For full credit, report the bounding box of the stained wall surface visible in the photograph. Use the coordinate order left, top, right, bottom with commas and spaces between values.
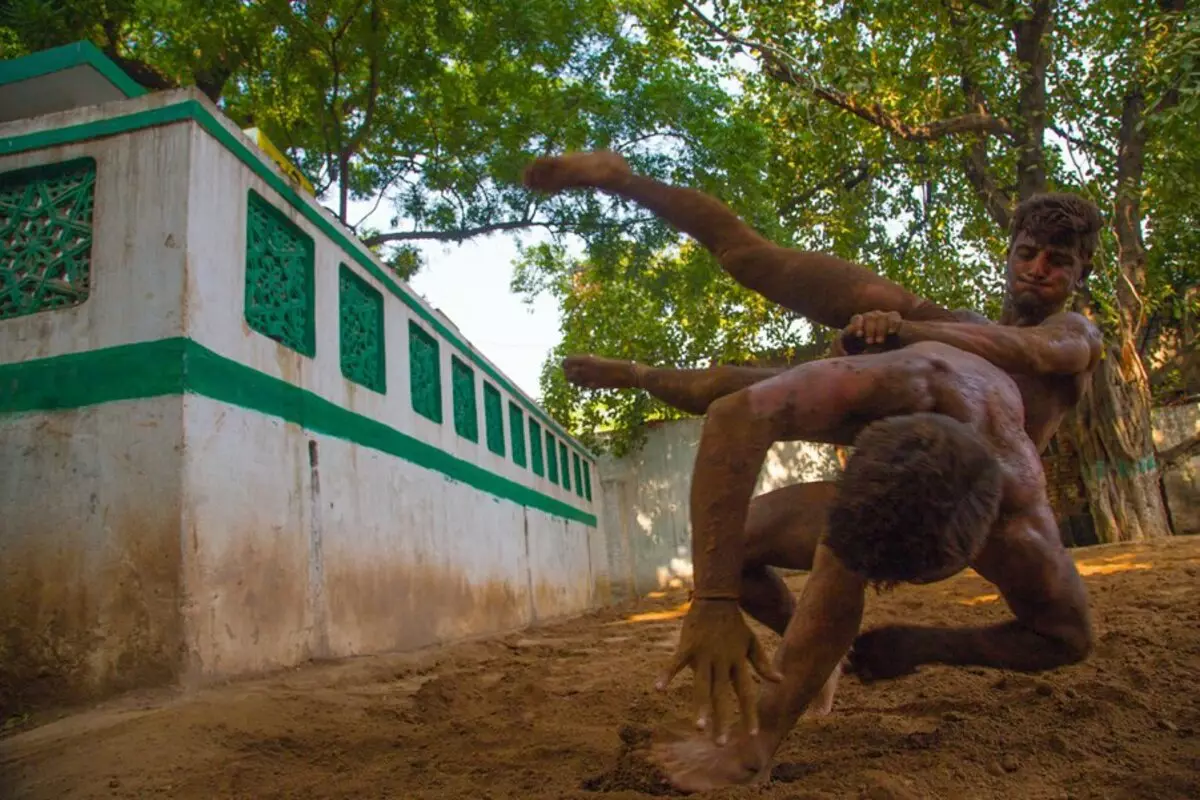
0, 84, 603, 712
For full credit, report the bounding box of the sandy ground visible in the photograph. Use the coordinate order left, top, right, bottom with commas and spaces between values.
2, 536, 1199, 800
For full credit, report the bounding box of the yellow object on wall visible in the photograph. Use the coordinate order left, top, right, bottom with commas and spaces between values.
242, 127, 315, 196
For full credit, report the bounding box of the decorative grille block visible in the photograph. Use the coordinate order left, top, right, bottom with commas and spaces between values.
573, 452, 584, 497
545, 431, 559, 484
0, 158, 97, 321
451, 355, 478, 442
559, 441, 571, 491
529, 419, 544, 477
484, 382, 504, 456
338, 264, 385, 393
509, 402, 527, 467
582, 460, 592, 502
409, 320, 442, 422
244, 190, 315, 356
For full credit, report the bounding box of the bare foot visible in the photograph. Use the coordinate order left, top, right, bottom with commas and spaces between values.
562, 355, 642, 390
649, 732, 769, 793
808, 658, 844, 717
522, 151, 632, 194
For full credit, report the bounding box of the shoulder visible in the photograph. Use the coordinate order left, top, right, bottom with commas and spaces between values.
1042, 311, 1103, 348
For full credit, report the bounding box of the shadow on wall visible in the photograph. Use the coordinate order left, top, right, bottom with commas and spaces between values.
597, 419, 842, 601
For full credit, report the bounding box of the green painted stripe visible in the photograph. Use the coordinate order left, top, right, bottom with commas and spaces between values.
0, 41, 148, 99
0, 339, 597, 527
0, 97, 594, 462
0, 103, 195, 157
0, 338, 184, 412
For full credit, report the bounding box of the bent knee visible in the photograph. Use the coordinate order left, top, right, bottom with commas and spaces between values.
1060, 623, 1095, 664
1040, 617, 1094, 665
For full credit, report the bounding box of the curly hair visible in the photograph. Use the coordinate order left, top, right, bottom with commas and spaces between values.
1010, 193, 1103, 279
826, 413, 1004, 589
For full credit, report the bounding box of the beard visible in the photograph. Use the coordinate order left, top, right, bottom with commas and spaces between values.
1009, 285, 1058, 317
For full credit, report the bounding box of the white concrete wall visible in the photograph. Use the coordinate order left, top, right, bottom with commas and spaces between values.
596, 419, 843, 599
0, 398, 185, 710
0, 87, 606, 708
1152, 401, 1200, 535
174, 103, 602, 682
0, 115, 194, 712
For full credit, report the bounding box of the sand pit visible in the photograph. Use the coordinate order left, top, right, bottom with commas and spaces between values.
3, 536, 1199, 799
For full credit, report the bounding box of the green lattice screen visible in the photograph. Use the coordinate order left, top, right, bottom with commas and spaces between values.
338, 264, 386, 393
244, 190, 315, 356
451, 355, 478, 441
0, 158, 97, 321
573, 452, 584, 498
559, 442, 571, 491
528, 419, 544, 477
483, 382, 504, 456
409, 320, 442, 422
582, 460, 592, 502
508, 402, 527, 467
544, 431, 558, 484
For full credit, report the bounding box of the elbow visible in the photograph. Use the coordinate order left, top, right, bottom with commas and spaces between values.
1026, 348, 1092, 377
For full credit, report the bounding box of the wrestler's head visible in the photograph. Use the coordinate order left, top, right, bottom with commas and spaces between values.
825, 413, 1004, 589
1006, 192, 1102, 316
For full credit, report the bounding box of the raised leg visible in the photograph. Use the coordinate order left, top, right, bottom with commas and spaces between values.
523, 151, 955, 330
563, 355, 781, 416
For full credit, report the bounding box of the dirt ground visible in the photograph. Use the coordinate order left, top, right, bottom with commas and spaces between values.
3, 536, 1199, 800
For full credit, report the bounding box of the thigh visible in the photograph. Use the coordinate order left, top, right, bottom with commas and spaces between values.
744, 482, 839, 571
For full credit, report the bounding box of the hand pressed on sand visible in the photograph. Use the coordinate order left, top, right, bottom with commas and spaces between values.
654, 598, 783, 743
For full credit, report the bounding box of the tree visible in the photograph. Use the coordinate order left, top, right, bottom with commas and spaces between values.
521, 0, 1196, 540
1, 0, 743, 280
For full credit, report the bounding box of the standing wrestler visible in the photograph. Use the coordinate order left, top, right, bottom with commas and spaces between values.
522, 149, 1102, 703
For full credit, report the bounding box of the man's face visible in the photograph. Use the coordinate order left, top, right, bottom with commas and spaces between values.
1005, 231, 1085, 315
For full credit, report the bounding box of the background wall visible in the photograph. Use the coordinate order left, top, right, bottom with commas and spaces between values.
596, 419, 843, 601
1153, 402, 1200, 535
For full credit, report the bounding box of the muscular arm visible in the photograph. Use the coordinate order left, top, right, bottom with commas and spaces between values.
688, 396, 774, 598
688, 357, 888, 596
895, 312, 1102, 376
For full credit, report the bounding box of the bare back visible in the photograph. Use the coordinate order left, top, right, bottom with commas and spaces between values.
947, 309, 1092, 452
910, 342, 1089, 645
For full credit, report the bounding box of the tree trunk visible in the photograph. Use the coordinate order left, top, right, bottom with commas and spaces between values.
1062, 330, 1172, 543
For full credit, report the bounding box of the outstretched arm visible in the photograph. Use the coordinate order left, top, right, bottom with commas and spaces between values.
895, 311, 1102, 376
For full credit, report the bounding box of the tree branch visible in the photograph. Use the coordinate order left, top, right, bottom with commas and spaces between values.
1048, 123, 1114, 160
1157, 431, 1200, 470
344, 0, 383, 157
959, 73, 1013, 230
100, 20, 176, 92
1010, 0, 1053, 199
679, 0, 1014, 142
362, 220, 556, 246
